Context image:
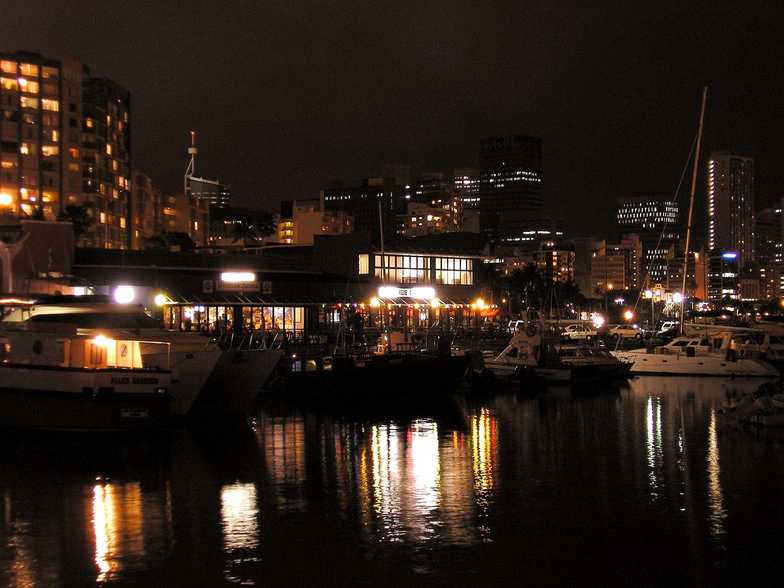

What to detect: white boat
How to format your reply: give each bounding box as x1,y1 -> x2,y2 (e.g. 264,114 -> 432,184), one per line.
611,333 -> 778,377
0,326 -> 174,430
484,327 -> 629,384
1,298 -> 283,419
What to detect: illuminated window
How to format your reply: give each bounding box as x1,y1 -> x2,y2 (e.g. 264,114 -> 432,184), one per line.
68,147 -> 79,159
41,145 -> 59,157
112,160 -> 118,172
20,96 -> 38,109
67,162 -> 79,172
19,79 -> 39,94
19,143 -> 30,155
41,66 -> 58,80
85,118 -> 94,128
99,212 -> 106,224
105,144 -> 112,155
1,160 -> 15,169
0,77 -> 18,91
358,254 -> 369,275
0,61 -> 16,74
41,99 -> 59,112
19,63 -> 38,77
119,217 -> 126,228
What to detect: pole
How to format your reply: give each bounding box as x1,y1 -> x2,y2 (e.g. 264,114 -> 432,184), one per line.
680,86 -> 709,333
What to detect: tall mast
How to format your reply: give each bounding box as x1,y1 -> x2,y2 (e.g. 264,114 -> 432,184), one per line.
680,86 -> 709,333
378,199 -> 385,282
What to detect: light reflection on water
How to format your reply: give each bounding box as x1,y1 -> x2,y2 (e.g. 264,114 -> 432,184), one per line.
1,376 -> 783,586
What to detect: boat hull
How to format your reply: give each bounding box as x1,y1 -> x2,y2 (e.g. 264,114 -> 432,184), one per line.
0,375 -> 171,432
612,351 -> 778,377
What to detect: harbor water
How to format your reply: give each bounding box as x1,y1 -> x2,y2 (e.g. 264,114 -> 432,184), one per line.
2,377 -> 784,586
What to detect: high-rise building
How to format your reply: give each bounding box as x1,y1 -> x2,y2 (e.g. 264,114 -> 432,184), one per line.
453,167 -> 480,209
277,198 -> 352,245
707,152 -> 755,266
755,201 -> 783,299
322,177 -> 399,243
616,194 -> 679,285
0,51 -> 131,249
131,171 -> 161,249
590,234 -> 643,293
479,135 -> 543,244
415,172 -> 450,206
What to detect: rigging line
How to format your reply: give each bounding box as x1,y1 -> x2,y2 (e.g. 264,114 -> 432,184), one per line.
631,130 -> 699,317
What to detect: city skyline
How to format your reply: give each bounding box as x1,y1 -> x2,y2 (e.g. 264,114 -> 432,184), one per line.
1,2 -> 780,236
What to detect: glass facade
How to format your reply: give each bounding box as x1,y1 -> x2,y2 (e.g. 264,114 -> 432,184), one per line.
370,253 -> 474,286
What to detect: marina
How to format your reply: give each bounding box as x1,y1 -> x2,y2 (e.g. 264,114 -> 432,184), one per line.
2,377 -> 784,586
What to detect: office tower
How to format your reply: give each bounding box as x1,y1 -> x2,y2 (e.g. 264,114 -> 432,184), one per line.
415,172 -> 449,206
322,177 -> 399,243
479,135 -> 543,244
755,201 -> 783,299
453,167 -> 480,209
616,194 -> 679,285
707,152 -> 755,266
131,171 -> 161,249
0,51 -> 131,248
590,234 -> 643,293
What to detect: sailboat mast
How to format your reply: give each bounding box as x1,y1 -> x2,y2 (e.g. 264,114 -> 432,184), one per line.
680,86 -> 709,333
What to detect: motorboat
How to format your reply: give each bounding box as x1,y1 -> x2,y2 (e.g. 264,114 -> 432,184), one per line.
611,332 -> 778,377
0,297 -> 283,419
483,326 -> 629,384
0,325 -> 173,430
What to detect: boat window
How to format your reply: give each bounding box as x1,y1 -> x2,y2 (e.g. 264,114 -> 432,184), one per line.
672,340 -> 689,347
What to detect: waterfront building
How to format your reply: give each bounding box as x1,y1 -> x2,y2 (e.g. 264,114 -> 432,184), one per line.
479,135 -> 543,244
707,152 -> 755,267
0,51 -> 131,249
590,234 -> 642,293
616,194 -> 679,284
277,198 -> 352,245
71,232 -> 485,338
453,167 -> 480,210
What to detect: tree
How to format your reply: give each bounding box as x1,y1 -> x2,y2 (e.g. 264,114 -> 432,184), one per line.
231,222 -> 262,247
57,204 -> 92,240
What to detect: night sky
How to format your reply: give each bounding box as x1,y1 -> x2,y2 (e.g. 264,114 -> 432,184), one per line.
4,1 -> 781,239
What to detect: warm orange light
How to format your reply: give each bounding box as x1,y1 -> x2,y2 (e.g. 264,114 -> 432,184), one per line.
623,310 -> 635,321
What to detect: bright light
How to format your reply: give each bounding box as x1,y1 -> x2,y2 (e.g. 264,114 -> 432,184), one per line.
623,310 -> 635,321
592,315 -> 606,328
370,297 -> 381,307
410,286 -> 436,300
644,289 -> 653,299
0,192 -> 13,207
430,298 -> 440,307
113,285 -> 135,304
607,283 -> 614,290
378,286 -> 398,298
154,293 -> 167,307
221,271 -> 255,283
722,252 -> 737,260
614,297 -> 625,305
473,298 -> 486,310
672,292 -> 684,304
92,334 -> 114,347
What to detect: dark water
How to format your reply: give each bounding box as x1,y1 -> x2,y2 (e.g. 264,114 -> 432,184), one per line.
2,377 -> 784,587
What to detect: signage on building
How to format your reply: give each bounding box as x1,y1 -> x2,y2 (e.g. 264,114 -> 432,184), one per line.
217,280 -> 260,293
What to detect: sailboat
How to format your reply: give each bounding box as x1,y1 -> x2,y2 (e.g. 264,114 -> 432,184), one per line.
610,87 -> 777,378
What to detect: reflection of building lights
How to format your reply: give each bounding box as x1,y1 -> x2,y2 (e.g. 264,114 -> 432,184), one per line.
113,285 -> 135,304
220,271 -> 255,283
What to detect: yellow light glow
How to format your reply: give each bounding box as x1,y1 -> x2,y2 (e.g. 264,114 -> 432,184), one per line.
92,334 -> 114,347
607,283 -> 614,291
473,298 -> 486,310
154,293 -> 167,307
623,310 -> 635,321
0,192 -> 13,206
370,297 -> 381,307
430,298 -> 440,307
